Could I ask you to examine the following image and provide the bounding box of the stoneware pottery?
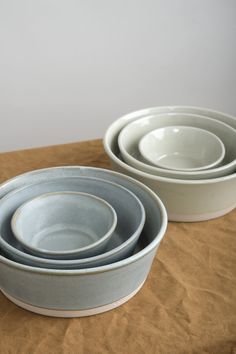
[139,126,225,171]
[118,113,236,179]
[0,166,167,317]
[11,192,117,259]
[104,106,236,222]
[0,176,145,268]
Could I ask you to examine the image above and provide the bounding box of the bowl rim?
[11,191,118,256]
[138,125,226,172]
[104,106,236,185]
[0,167,167,274]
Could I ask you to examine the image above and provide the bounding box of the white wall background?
[0,0,235,152]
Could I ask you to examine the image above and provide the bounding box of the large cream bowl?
[104,106,236,222]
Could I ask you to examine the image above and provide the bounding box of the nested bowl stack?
[104,106,236,222]
[0,167,167,317]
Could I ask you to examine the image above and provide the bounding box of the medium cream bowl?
[118,113,236,180]
[104,106,236,222]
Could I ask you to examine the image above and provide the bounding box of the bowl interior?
[12,192,117,255]
[139,126,225,171]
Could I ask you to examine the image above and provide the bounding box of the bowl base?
[1,280,145,318]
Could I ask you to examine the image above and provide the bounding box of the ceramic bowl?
[139,126,225,171]
[104,106,236,222]
[0,176,145,268]
[11,192,117,259]
[0,166,167,317]
[118,113,236,179]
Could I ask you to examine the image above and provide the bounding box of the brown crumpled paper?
[0,140,235,354]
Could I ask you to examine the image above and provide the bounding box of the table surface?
[0,140,235,354]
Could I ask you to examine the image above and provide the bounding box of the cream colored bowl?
[138,126,225,171]
[118,113,236,180]
[104,106,236,222]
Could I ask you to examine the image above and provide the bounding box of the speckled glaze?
[0,167,167,316]
[104,106,236,222]
[11,192,117,259]
[0,176,145,268]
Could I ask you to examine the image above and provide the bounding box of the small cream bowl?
[139,126,225,172]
